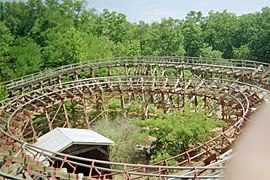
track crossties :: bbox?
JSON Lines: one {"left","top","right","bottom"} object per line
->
{"left": 0, "top": 56, "right": 269, "bottom": 179}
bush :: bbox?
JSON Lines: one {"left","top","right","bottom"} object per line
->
{"left": 0, "top": 82, "right": 7, "bottom": 100}
{"left": 132, "top": 106, "right": 225, "bottom": 163}
{"left": 92, "top": 117, "right": 150, "bottom": 163}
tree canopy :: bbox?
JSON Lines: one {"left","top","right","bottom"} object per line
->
{"left": 1, "top": 0, "right": 270, "bottom": 82}
{"left": 132, "top": 106, "right": 225, "bottom": 163}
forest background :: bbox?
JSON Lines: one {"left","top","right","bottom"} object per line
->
{"left": 1, "top": 0, "right": 270, "bottom": 82}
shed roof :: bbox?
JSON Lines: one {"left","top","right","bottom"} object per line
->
{"left": 33, "top": 128, "right": 114, "bottom": 153}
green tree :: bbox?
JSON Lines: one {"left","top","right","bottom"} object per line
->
{"left": 249, "top": 7, "right": 270, "bottom": 62}
{"left": 113, "top": 40, "right": 141, "bottom": 57}
{"left": 0, "top": 22, "right": 14, "bottom": 80}
{"left": 149, "top": 18, "right": 185, "bottom": 56}
{"left": 96, "top": 9, "right": 127, "bottom": 43}
{"left": 233, "top": 13, "right": 260, "bottom": 49}
{"left": 61, "top": 28, "right": 87, "bottom": 63}
{"left": 1, "top": 1, "right": 29, "bottom": 37}
{"left": 92, "top": 117, "right": 150, "bottom": 163}
{"left": 1, "top": 0, "right": 46, "bottom": 38}
{"left": 83, "top": 33, "right": 113, "bottom": 59}
{"left": 182, "top": 11, "right": 204, "bottom": 56}
{"left": 8, "top": 37, "right": 42, "bottom": 78}
{"left": 233, "top": 44, "right": 250, "bottom": 60}
{"left": 200, "top": 44, "right": 223, "bottom": 59}
{"left": 78, "top": 8, "right": 99, "bottom": 34}
{"left": 202, "top": 10, "right": 239, "bottom": 58}
{"left": 133, "top": 106, "right": 224, "bottom": 163}
{"left": 0, "top": 82, "right": 7, "bottom": 101}
{"left": 42, "top": 28, "right": 87, "bottom": 68}
{"left": 133, "top": 21, "right": 153, "bottom": 55}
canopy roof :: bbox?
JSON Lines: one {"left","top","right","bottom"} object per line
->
{"left": 33, "top": 128, "right": 114, "bottom": 153}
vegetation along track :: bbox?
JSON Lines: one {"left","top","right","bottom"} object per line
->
{"left": 0, "top": 56, "right": 269, "bottom": 179}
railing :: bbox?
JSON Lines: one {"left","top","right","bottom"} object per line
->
{"left": 0, "top": 56, "right": 269, "bottom": 179}
{"left": 3, "top": 56, "right": 269, "bottom": 88}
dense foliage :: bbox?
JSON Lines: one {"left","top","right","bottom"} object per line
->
{"left": 0, "top": 82, "right": 7, "bottom": 101}
{"left": 91, "top": 98, "right": 151, "bottom": 163}
{"left": 132, "top": 106, "right": 225, "bottom": 163}
{"left": 1, "top": 0, "right": 270, "bottom": 82}
{"left": 91, "top": 99, "right": 225, "bottom": 164}
{"left": 92, "top": 117, "right": 150, "bottom": 164}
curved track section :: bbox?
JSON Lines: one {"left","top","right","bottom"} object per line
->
{"left": 0, "top": 56, "right": 269, "bottom": 179}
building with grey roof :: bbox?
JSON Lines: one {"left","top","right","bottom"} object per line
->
{"left": 33, "top": 128, "right": 114, "bottom": 176}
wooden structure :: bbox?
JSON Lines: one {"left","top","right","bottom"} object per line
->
{"left": 33, "top": 128, "right": 114, "bottom": 176}
{"left": 0, "top": 56, "right": 269, "bottom": 179}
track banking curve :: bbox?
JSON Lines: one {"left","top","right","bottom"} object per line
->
{"left": 0, "top": 56, "right": 269, "bottom": 179}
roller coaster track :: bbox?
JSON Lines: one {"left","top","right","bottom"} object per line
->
{"left": 0, "top": 56, "right": 269, "bottom": 179}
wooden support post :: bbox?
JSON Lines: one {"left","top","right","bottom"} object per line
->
{"left": 134, "top": 64, "right": 138, "bottom": 75}
{"left": 194, "top": 94, "right": 198, "bottom": 112}
{"left": 62, "top": 102, "right": 71, "bottom": 128}
{"left": 124, "top": 63, "right": 128, "bottom": 76}
{"left": 73, "top": 72, "right": 78, "bottom": 81}
{"left": 82, "top": 98, "right": 90, "bottom": 129}
{"left": 141, "top": 63, "right": 145, "bottom": 75}
{"left": 45, "top": 108, "right": 53, "bottom": 131}
{"left": 120, "top": 94, "right": 127, "bottom": 120}
{"left": 175, "top": 67, "right": 179, "bottom": 77}
{"left": 108, "top": 67, "right": 112, "bottom": 76}
{"left": 71, "top": 99, "right": 76, "bottom": 127}
{"left": 53, "top": 102, "right": 63, "bottom": 120}
{"left": 29, "top": 117, "right": 37, "bottom": 142}
{"left": 182, "top": 66, "right": 185, "bottom": 80}
{"left": 221, "top": 96, "right": 225, "bottom": 120}
{"left": 90, "top": 68, "right": 95, "bottom": 78}
{"left": 204, "top": 92, "right": 207, "bottom": 109}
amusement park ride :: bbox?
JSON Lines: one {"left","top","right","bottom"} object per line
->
{"left": 0, "top": 56, "right": 269, "bottom": 179}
